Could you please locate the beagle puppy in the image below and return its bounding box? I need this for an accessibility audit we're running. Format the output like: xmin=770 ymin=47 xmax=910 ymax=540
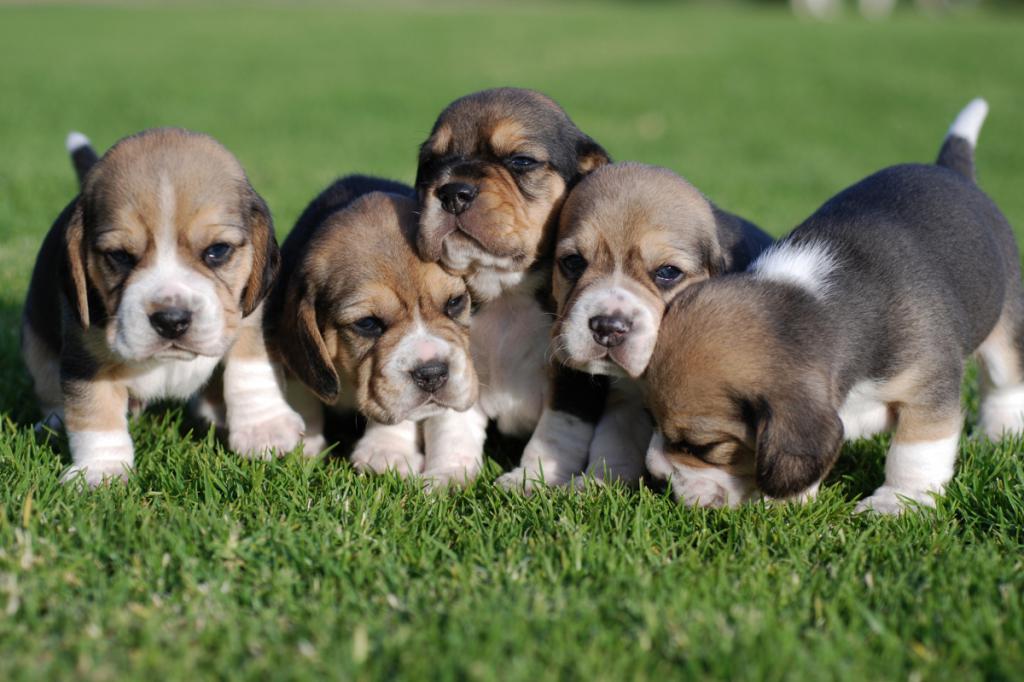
xmin=502 ymin=162 xmax=772 ymax=490
xmin=415 ymin=87 xmax=610 ymax=485
xmin=22 ymin=128 xmax=303 ymax=486
xmin=268 ymin=175 xmax=479 ymax=488
xmin=645 ymin=99 xmax=1024 ymax=513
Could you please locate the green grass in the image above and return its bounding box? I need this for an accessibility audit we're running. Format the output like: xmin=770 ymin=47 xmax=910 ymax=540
xmin=2 ymin=3 xmax=1024 ymax=680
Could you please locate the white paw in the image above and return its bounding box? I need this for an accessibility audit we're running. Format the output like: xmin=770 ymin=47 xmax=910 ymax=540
xmin=495 ymin=467 xmax=567 ymax=495
xmin=229 ymin=409 xmax=306 ymax=459
xmin=301 ymin=434 xmax=328 ymax=458
xmin=421 ymin=462 xmax=482 ymax=493
xmin=351 ymin=446 xmax=424 ymax=477
xmin=672 ymin=476 xmax=734 ymax=508
xmin=61 ymin=460 xmax=132 ymax=488
xmin=855 ymin=486 xmax=938 ymax=515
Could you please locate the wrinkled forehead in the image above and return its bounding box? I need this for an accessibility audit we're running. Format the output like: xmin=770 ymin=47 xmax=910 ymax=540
xmin=83 ymin=135 xmax=247 ymax=231
xmin=432 ymin=93 xmax=573 ymax=156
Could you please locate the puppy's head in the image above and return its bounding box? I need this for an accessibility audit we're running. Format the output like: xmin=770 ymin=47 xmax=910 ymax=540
xmin=644 ymin=281 xmax=844 ymax=502
xmin=276 ymin=192 xmax=478 ymax=425
xmin=552 ymin=163 xmax=726 ymax=378
xmin=62 ymin=128 xmax=278 ymax=362
xmin=415 ymin=88 xmax=609 ymax=300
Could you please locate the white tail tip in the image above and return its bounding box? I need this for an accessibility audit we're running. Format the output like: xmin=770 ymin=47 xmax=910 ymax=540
xmin=65 ymin=131 xmax=91 ymax=153
xmin=947 ymin=98 xmax=989 ymax=148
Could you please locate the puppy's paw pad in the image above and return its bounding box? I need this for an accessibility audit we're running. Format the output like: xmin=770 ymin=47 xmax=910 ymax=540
xmin=301 ymin=435 xmax=328 ymax=458
xmin=674 ymin=478 xmax=731 ymax=508
xmin=62 ymin=460 xmax=132 ymax=488
xmin=421 ymin=465 xmax=481 ymax=493
xmin=495 ymin=468 xmax=556 ymax=495
xmin=351 ymin=448 xmax=424 ymax=477
xmin=855 ymin=486 xmax=937 ymax=515
xmin=229 ymin=410 xmax=306 ymax=459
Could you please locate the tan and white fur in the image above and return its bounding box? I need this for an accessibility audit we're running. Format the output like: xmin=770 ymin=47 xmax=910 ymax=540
xmin=21 ymin=128 xmax=302 ymax=487
xmin=644 ymin=99 xmax=1024 ymax=514
xmin=268 ymin=176 xmax=480 ymax=490
xmin=500 ymin=163 xmax=772 ymax=491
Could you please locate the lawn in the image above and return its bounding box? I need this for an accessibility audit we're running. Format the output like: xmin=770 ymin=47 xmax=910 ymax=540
xmin=1 ymin=2 xmax=1023 ymax=680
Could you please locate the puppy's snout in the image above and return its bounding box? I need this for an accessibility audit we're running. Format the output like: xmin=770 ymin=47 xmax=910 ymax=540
xmin=149 ymin=307 xmax=192 ymax=340
xmin=436 ymin=182 xmax=478 ymax=215
xmin=589 ymin=314 xmax=632 ymax=348
xmin=410 ymin=360 xmax=449 ymax=393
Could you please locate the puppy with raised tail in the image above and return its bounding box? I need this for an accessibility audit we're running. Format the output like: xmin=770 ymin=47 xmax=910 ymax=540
xmin=501 ymin=163 xmax=772 ymax=491
xmin=416 ymin=87 xmax=611 ymax=486
xmin=645 ymin=99 xmax=1023 ymax=513
xmin=268 ymin=176 xmax=479 ymax=489
xmin=22 ymin=129 xmax=304 ymax=487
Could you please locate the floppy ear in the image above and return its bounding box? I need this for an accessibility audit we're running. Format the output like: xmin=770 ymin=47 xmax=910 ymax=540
xmin=241 ymin=189 xmax=281 ymax=317
xmin=575 ymin=134 xmax=610 ymax=176
xmin=60 ymin=200 xmax=91 ymax=329
xmin=277 ymin=281 xmax=340 ymax=404
xmin=700 ymin=238 xmax=728 ymax=277
xmin=754 ymin=392 xmax=843 ymax=498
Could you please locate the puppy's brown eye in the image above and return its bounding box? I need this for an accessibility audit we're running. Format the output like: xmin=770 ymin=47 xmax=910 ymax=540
xmin=203 ymin=243 xmax=234 ymax=268
xmin=445 ymin=294 xmax=467 ymax=317
xmin=672 ymin=438 xmax=715 ymax=459
xmin=506 ymin=155 xmax=540 ymax=172
xmin=653 ymin=265 xmax=684 ymax=288
xmin=559 ymin=254 xmax=588 ymax=280
xmin=104 ymin=250 xmax=136 ymax=270
xmin=352 ymin=316 xmax=385 ymax=338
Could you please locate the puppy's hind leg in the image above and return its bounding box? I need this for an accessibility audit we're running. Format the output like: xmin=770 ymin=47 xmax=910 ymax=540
xmin=856 ymin=403 xmax=961 ymax=515
xmin=977 ymin=301 xmax=1024 ymax=440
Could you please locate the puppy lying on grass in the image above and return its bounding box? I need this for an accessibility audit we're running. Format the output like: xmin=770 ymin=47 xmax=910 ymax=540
xmin=644 ymin=99 xmax=1024 ymax=513
xmin=267 ymin=175 xmax=480 ymax=489
xmin=499 ymin=162 xmax=772 ymax=491
xmin=22 ymin=129 xmax=302 ymax=486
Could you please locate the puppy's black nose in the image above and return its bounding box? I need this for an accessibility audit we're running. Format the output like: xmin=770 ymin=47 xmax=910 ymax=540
xmin=436 ymin=182 xmax=478 ymax=215
xmin=589 ymin=315 xmax=632 ymax=348
xmin=411 ymin=360 xmax=449 ymax=393
xmin=149 ymin=307 xmax=192 ymax=340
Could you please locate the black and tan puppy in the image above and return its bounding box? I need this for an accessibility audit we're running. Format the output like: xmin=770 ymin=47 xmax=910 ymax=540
xmin=22 ymin=129 xmax=303 ymax=486
xmin=645 ymin=99 xmax=1024 ymax=513
xmin=415 ymin=87 xmax=610 ymax=484
xmin=501 ymin=163 xmax=771 ymax=490
xmin=269 ymin=176 xmax=480 ymax=487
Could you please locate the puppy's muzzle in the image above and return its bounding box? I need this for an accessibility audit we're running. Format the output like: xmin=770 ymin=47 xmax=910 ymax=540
xmin=589 ymin=314 xmax=632 ymax=348
xmin=149 ymin=307 xmax=192 ymax=340
xmin=436 ymin=182 xmax=478 ymax=215
xmin=411 ymin=360 xmax=449 ymax=393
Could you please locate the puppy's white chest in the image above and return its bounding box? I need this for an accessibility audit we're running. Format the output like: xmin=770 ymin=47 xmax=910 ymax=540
xmin=838 ymin=380 xmax=895 ymax=440
xmin=471 ymin=291 xmax=550 ymax=437
xmin=124 ymin=355 xmax=221 ymax=403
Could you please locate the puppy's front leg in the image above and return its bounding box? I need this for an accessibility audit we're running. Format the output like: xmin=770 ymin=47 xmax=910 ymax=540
xmin=579 ymin=381 xmax=652 ymax=488
xmin=62 ymin=378 xmax=134 ymax=487
xmin=496 ymin=365 xmax=607 ymax=494
xmin=421 ymin=405 xmax=488 ymax=491
xmin=223 ymin=307 xmax=305 ymax=458
xmin=351 ymin=420 xmax=424 ymax=477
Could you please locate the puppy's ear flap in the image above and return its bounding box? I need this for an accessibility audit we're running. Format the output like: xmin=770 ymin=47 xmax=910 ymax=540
xmin=241 ymin=189 xmax=281 ymax=317
xmin=700 ymin=238 xmax=728 ymax=278
xmin=60 ymin=200 xmax=91 ymax=329
xmin=575 ymin=134 xmax=610 ymax=176
xmin=277 ymin=281 xmax=340 ymax=404
xmin=754 ymin=391 xmax=843 ymax=499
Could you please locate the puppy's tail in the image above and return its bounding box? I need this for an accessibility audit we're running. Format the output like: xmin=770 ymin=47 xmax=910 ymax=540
xmin=66 ymin=131 xmax=99 ymax=186
xmin=936 ymin=98 xmax=988 ymax=183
